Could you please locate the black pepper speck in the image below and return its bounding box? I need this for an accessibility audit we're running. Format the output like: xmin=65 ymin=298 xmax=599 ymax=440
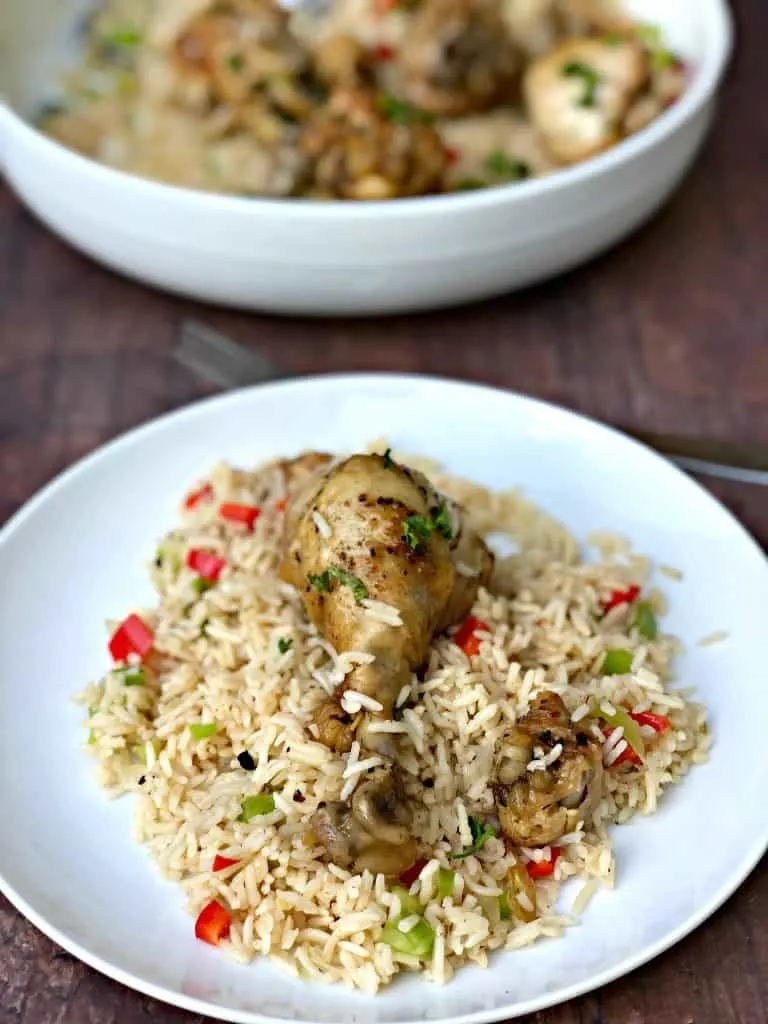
xmin=237 ymin=751 xmax=256 ymax=771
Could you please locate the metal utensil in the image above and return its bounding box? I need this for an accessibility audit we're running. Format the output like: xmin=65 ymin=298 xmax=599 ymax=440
xmin=176 ymin=319 xmax=768 ymax=486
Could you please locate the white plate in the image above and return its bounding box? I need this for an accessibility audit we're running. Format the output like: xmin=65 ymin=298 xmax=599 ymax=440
xmin=1 ymin=374 xmax=766 ymax=1022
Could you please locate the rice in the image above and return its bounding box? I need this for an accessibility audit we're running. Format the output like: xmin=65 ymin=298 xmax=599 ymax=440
xmin=340 ymin=690 xmax=384 ymax=714
xmin=697 ymin=630 xmax=729 ymax=647
xmin=361 ymin=599 xmax=403 ymax=627
xmin=312 ymin=510 xmax=332 ymax=539
xmin=78 ymin=455 xmax=709 ymax=992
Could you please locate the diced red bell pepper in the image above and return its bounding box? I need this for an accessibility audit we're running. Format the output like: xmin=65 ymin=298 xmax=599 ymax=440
xmin=194 ymin=900 xmax=231 ymax=945
xmin=603 ymin=584 xmax=640 ymax=612
xmin=184 ymin=482 xmax=214 ymax=510
xmin=526 ymin=847 xmax=561 ymax=880
xmin=373 ymin=43 xmax=395 ymax=61
xmin=629 ymin=710 xmax=671 ymax=733
xmin=274 ymin=498 xmax=287 ymax=512
xmin=212 ymin=855 xmax=239 ymax=872
xmin=219 ymin=502 xmax=261 ymax=531
xmin=605 ymin=727 xmax=643 ymax=766
xmin=186 ymin=549 xmax=227 ymax=582
xmin=445 ymin=147 xmax=459 ymax=166
xmin=454 ymin=617 xmax=490 ymax=657
xmin=108 ymin=614 xmax=154 ymax=662
xmin=400 ymin=858 xmax=428 ymax=888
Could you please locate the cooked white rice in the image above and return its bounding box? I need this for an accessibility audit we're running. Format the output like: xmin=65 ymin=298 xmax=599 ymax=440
xmin=78 ymin=455 xmax=709 ymax=992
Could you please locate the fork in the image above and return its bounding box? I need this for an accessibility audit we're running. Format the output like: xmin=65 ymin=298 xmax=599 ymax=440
xmin=175 ymin=319 xmax=768 ymax=486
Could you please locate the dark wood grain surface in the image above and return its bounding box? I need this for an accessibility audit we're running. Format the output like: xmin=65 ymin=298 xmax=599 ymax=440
xmin=1 ymin=1 xmax=766 ymax=1021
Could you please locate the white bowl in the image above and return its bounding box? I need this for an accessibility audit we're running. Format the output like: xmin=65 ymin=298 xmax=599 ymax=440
xmin=0 ymin=0 xmax=732 ymax=315
xmin=0 ymin=374 xmax=766 ymax=1023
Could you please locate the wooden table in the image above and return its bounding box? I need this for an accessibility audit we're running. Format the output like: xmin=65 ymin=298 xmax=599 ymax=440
xmin=1 ymin=1 xmax=766 ymax=1020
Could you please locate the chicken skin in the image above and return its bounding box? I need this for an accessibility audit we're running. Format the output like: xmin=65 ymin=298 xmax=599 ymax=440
xmin=494 ymin=692 xmax=603 ymax=846
xmin=280 ymin=451 xmax=493 ymax=750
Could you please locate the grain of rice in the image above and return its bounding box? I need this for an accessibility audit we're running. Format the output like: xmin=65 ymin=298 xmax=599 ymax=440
xmin=571 ymin=879 xmax=598 ymax=916
xmin=398 ymin=914 xmax=421 ymax=933
xmin=602 ymin=727 xmax=624 ymax=755
xmin=343 ymin=755 xmax=385 ymax=779
xmin=571 ymin=702 xmax=591 ymax=722
xmin=527 ymin=742 xmax=563 ymax=772
xmin=697 ymin=630 xmax=729 ymax=647
xmin=340 ymin=691 xmax=384 ymax=714
xmin=361 ymin=599 xmax=404 ymax=627
xmin=456 ymin=561 xmax=481 ymax=578
xmin=311 ymin=511 xmax=332 ymax=538
xmin=604 ymin=739 xmax=628 ymax=767
xmin=395 ymin=684 xmax=411 ymax=708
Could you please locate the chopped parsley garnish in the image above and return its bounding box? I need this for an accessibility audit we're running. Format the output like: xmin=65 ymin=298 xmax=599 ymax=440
xmin=237 ymin=751 xmax=256 ymax=771
xmin=308 ymin=566 xmax=368 ymax=605
xmin=603 ymin=31 xmax=625 ymax=47
xmin=454 ymin=178 xmax=486 ymax=192
xmin=275 ymin=107 xmax=298 ymax=125
xmin=225 ymin=52 xmax=244 ymax=72
xmin=452 ymin=816 xmax=497 ymax=859
xmin=403 ymin=501 xmax=453 ymax=550
xmin=431 ymin=502 xmax=453 ymax=540
xmin=35 ymin=101 xmax=67 ymax=127
xmin=106 ymin=28 xmax=142 ymax=47
xmin=563 ymin=61 xmax=602 ymax=108
xmin=637 ymin=23 xmax=676 ymax=70
xmin=403 ymin=515 xmax=434 ymax=550
xmin=485 ymin=150 xmax=530 ymax=182
xmin=192 ymin=577 xmax=213 ymax=594
xmin=277 ymin=637 xmax=293 ymax=654
xmin=377 ymin=93 xmax=435 ymax=125
xmin=382 ymin=447 xmax=394 ymax=469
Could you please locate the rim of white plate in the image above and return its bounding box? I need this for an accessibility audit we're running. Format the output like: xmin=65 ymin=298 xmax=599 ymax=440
xmin=0 ymin=372 xmax=766 ymax=1024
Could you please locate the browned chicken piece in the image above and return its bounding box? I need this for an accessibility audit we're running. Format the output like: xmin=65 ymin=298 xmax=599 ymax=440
xmin=174 ymin=0 xmax=320 ymax=153
xmin=311 ymin=766 xmax=419 ymax=875
xmin=312 ymin=34 xmax=371 ymax=87
xmin=494 ymin=692 xmax=603 ymax=846
xmin=299 ymin=86 xmax=449 ymax=200
xmin=500 ymin=0 xmax=632 ymax=57
xmin=280 ymin=451 xmax=493 ymax=750
xmin=399 ymin=0 xmax=522 ymax=117
xmin=278 ymin=451 xmax=334 ymax=498
xmin=523 ymin=36 xmax=648 ymax=165
xmin=175 ymin=0 xmax=307 ymax=105
xmin=554 ymin=0 xmax=633 ymax=35
xmin=623 ymin=59 xmax=686 ymax=136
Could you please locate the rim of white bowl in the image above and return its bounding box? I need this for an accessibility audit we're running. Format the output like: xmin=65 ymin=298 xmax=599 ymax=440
xmin=1 ymin=0 xmax=733 ymax=221
xmin=0 ymin=372 xmax=766 ymax=1024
